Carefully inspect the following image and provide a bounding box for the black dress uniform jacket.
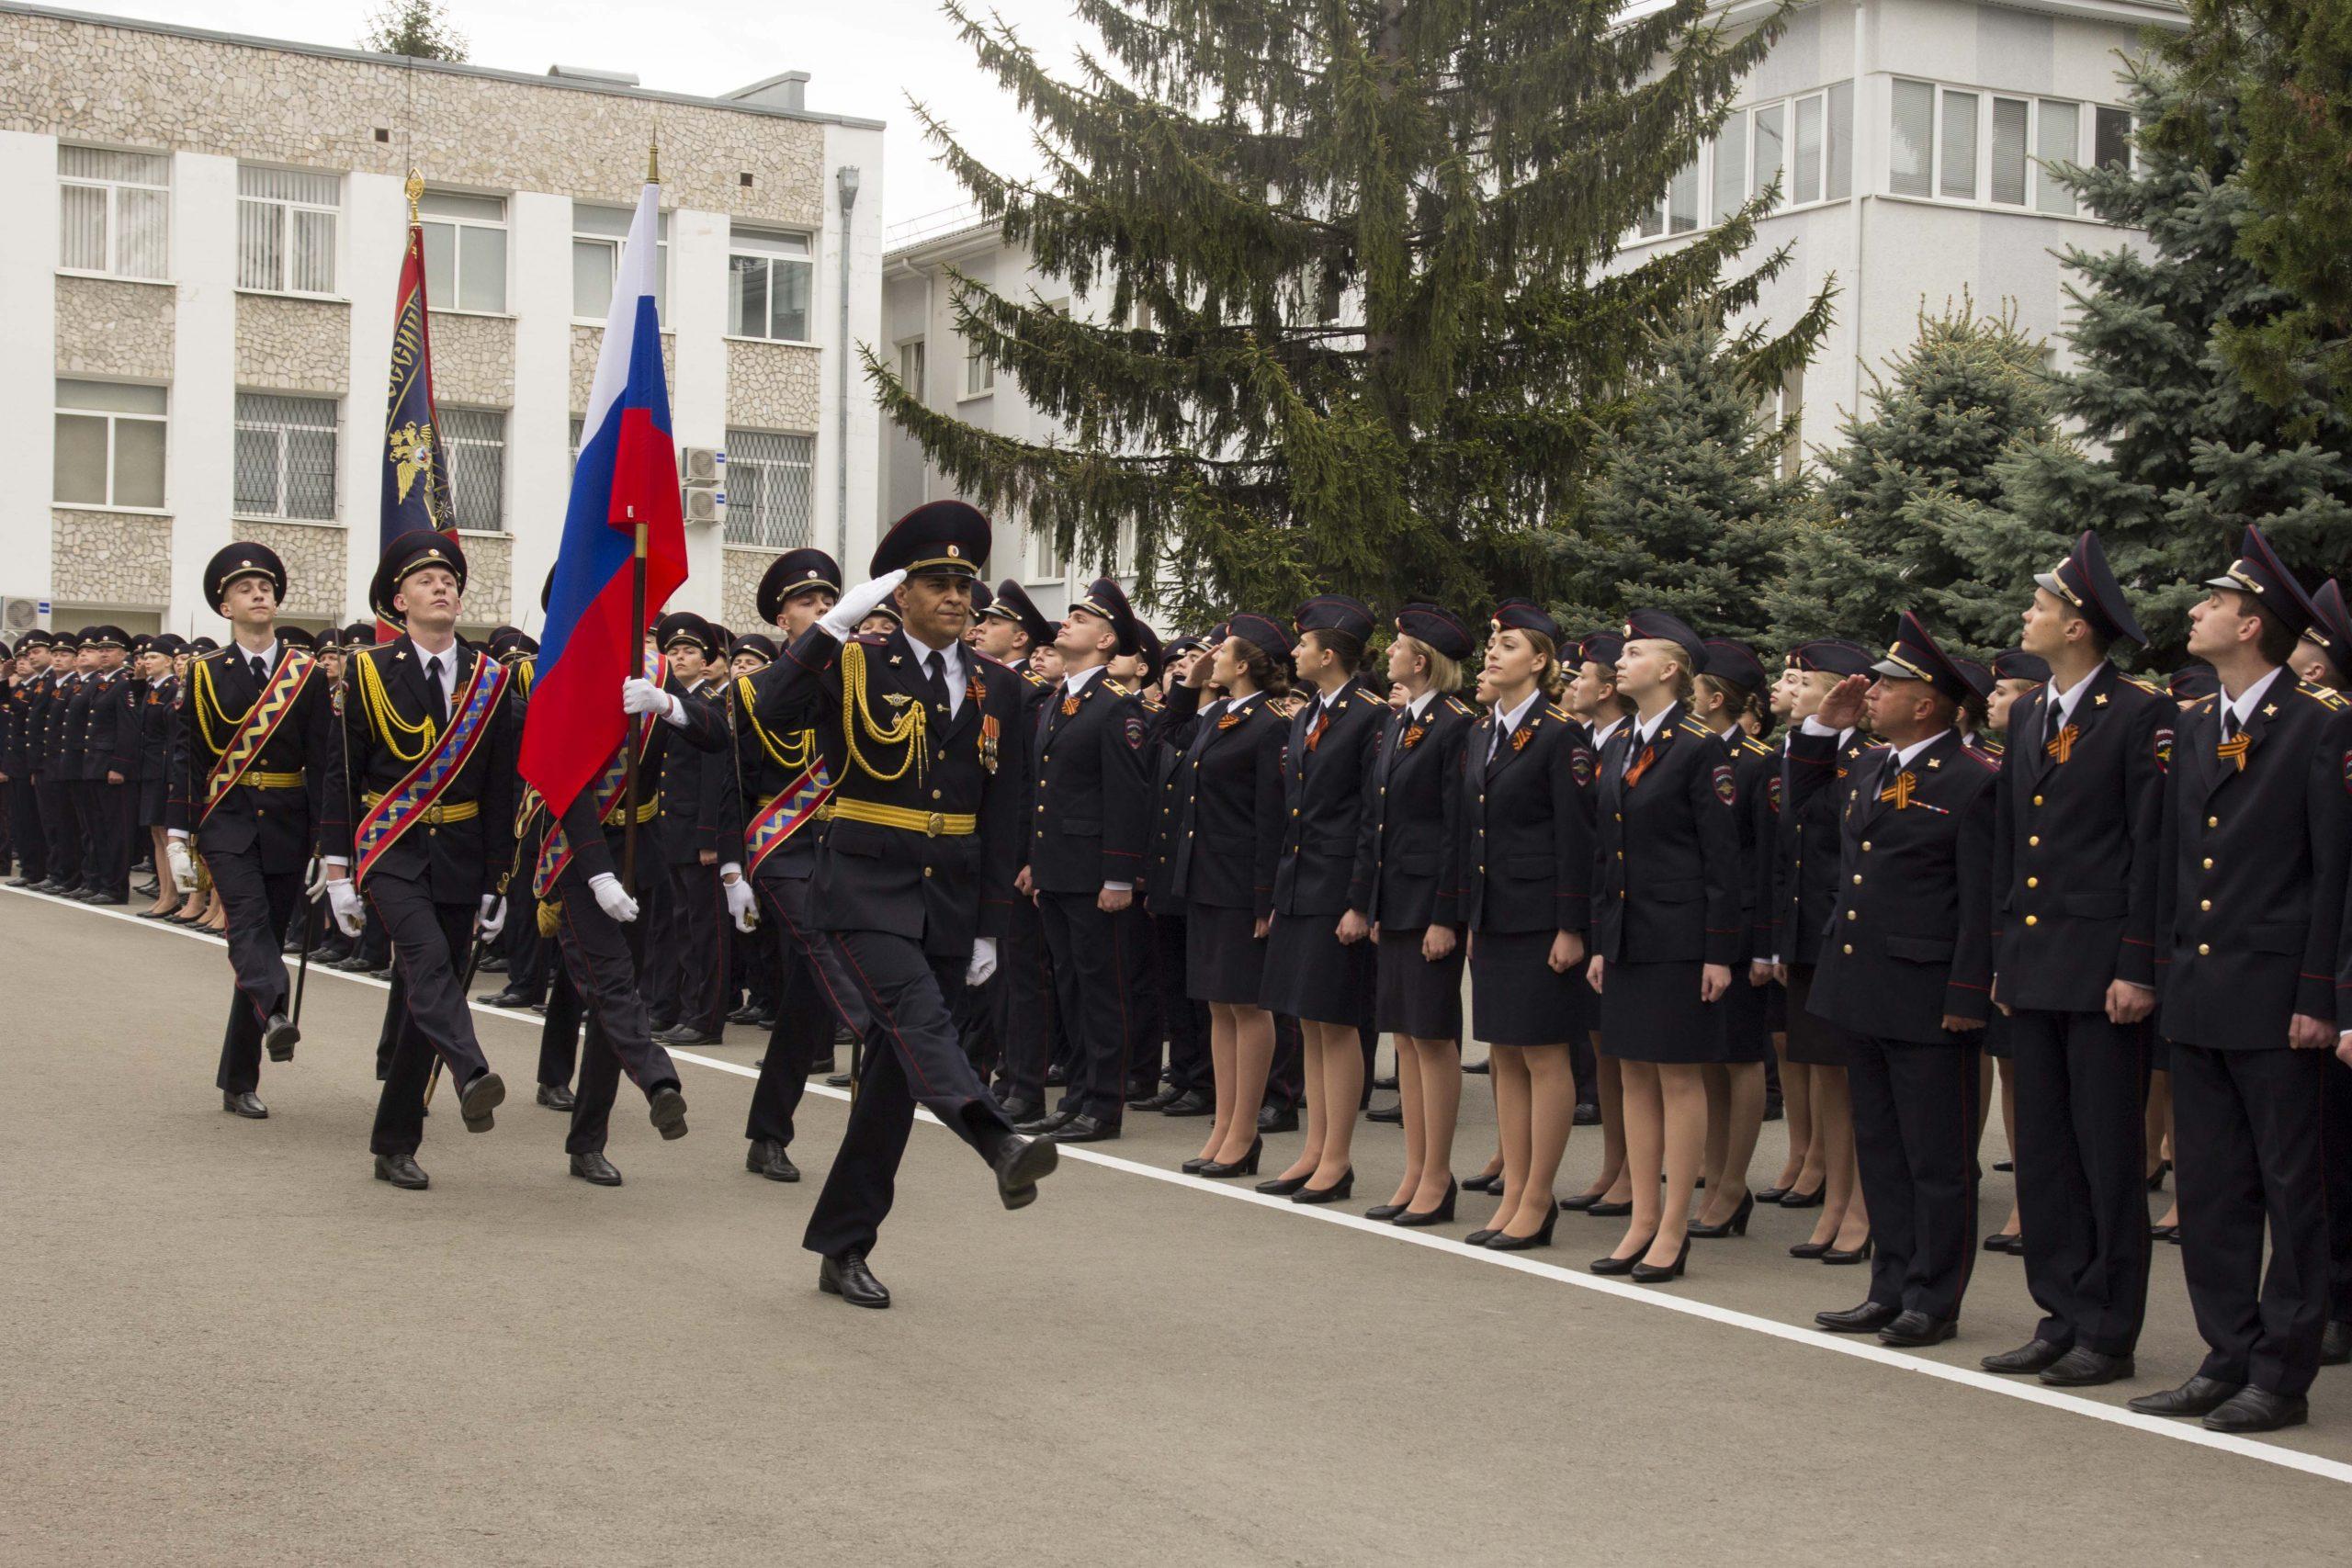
[1364,693,1476,932]
[1773,727,1862,965]
[1723,726,1778,965]
[659,678,731,867]
[1993,664,2169,1008]
[168,645,345,874]
[1167,687,1287,920]
[1141,690,1200,916]
[82,669,133,781]
[1271,675,1383,919]
[1800,728,1997,1043]
[1590,704,1741,964]
[328,637,517,900]
[1458,698,1592,937]
[1028,667,1149,896]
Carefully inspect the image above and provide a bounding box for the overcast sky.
[64,0,1091,229]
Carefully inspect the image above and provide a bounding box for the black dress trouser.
[9,773,46,882]
[1151,911,1210,1094]
[665,862,729,1035]
[209,845,300,1095]
[40,775,78,885]
[993,894,1058,1105]
[2171,1041,2328,1398]
[548,865,681,1156]
[743,872,860,1149]
[365,874,493,1158]
[1038,889,1135,1122]
[1848,1032,1982,1324]
[2324,1056,2352,1329]
[2009,1009,2152,1357]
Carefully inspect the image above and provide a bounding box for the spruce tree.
[876,0,1829,623]
[1550,312,1807,645]
[363,2,469,61]
[1760,300,2055,654]
[1966,57,2352,670]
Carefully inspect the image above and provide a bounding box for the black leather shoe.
[263,1013,300,1063]
[1815,1301,1901,1334]
[820,1251,891,1308]
[746,1139,799,1181]
[647,1085,689,1140]
[1489,1208,1560,1252]
[826,1071,854,1088]
[222,1089,268,1120]
[726,1004,765,1025]
[2202,1386,2308,1434]
[1590,1235,1657,1277]
[1364,1201,1408,1221]
[1366,1100,1404,1124]
[996,1095,1046,1123]
[1878,1312,1957,1348]
[2128,1376,2244,1418]
[1982,1231,2021,1254]
[2040,1347,2133,1387]
[536,1083,577,1111]
[1572,1101,1602,1126]
[990,1131,1059,1209]
[1159,1089,1215,1117]
[806,1055,837,1077]
[1778,1184,1826,1209]
[1557,1190,1603,1212]
[373,1153,428,1190]
[1015,1108,1079,1136]
[1258,1103,1299,1134]
[1046,1112,1119,1144]
[1133,1085,1182,1111]
[1373,1073,1398,1091]
[1822,1238,1873,1265]
[1255,1172,1312,1196]
[1044,1065,1068,1087]
[477,988,533,1009]
[1294,1169,1355,1204]
[81,890,129,906]
[1981,1337,2068,1375]
[1587,1199,1634,1218]
[653,1025,723,1046]
[2321,1321,2352,1366]
[1194,1137,1263,1179]
[570,1151,623,1186]
[2150,1223,2180,1243]
[458,1070,506,1134]
[1395,1178,1458,1226]
[1462,1057,1489,1075]
[478,954,509,973]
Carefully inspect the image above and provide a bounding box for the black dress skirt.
[1597,959,1723,1065]
[1716,965,1772,1065]
[1470,929,1590,1046]
[1981,1006,2013,1060]
[1261,909,1373,1025]
[1186,902,1266,1006]
[1781,964,1851,1067]
[137,774,169,827]
[1376,927,1464,1040]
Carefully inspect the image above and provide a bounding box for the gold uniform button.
[1842,943,1853,955]
[2032,794,2043,807]
[922,867,933,878]
[2202,858,2214,870]
[2207,816,2218,828]
[2026,876,2038,888]
[1846,910,1857,920]
[1860,841,1871,852]
[2200,899,2211,911]
[2024,915,2038,927]
[2199,942,2211,956]
[2029,835,2041,847]
[1851,874,1861,885]
[931,790,942,801]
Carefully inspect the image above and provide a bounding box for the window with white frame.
[572,202,670,320]
[569,414,584,477]
[1641,84,1852,239]
[898,339,926,404]
[238,165,339,295]
[1026,526,1062,584]
[1892,82,2132,210]
[419,191,508,313]
[59,146,169,279]
[54,379,166,510]
[728,226,813,342]
[724,429,815,549]
[964,333,996,397]
[232,393,338,521]
[439,407,507,531]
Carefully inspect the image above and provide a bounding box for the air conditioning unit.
[2,597,51,637]
[684,486,728,527]
[680,446,726,486]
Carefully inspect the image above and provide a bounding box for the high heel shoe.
[1395,1178,1458,1226]
[1587,1199,1634,1218]
[1557,1190,1605,1212]
[2147,1158,2172,1193]
[1464,1228,1500,1247]
[1293,1169,1354,1204]
[1591,1234,1657,1276]
[1254,1172,1313,1196]
[1688,1190,1756,1239]
[1181,1155,1216,1174]
[1778,1184,1826,1209]
[1756,1183,1793,1203]
[1364,1201,1409,1221]
[1788,1238,1833,1259]
[1486,1206,1558,1251]
[1821,1237,1873,1265]
[1195,1137,1263,1179]
[1462,1171,1505,1194]
[1631,1237,1690,1283]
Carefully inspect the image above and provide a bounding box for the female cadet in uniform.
[1172,616,1291,1177]
[1555,631,1633,1214]
[1690,639,1775,1238]
[1458,602,1591,1248]
[1588,611,1739,1281]
[1364,604,1478,1224]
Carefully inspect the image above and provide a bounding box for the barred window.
[724,429,813,549]
[238,165,339,295]
[233,394,338,521]
[60,145,169,279]
[440,407,507,532]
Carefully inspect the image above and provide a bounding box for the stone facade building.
[0,2,887,641]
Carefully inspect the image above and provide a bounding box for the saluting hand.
[1815,673,1870,732]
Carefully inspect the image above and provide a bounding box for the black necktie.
[922,653,949,716]
[249,656,267,687]
[424,655,447,727]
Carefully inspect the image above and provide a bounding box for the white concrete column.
[669,203,729,620]
[823,122,888,579]
[0,130,59,608]
[343,170,409,619]
[169,151,238,629]
[509,190,573,628]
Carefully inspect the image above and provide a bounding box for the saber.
[290,859,319,1025]
[423,933,490,1106]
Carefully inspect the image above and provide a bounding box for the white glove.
[590,872,639,924]
[477,894,506,941]
[722,870,757,933]
[326,878,365,936]
[302,858,330,901]
[622,676,680,723]
[819,570,907,641]
[966,936,999,987]
[165,838,198,894]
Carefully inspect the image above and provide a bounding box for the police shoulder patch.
[1767,774,1783,813]
[2154,725,2175,774]
[1125,713,1148,750]
[1570,748,1594,786]
[1712,763,1736,805]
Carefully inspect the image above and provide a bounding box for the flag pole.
[619,136,661,897]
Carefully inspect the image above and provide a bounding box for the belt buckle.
[924,811,944,838]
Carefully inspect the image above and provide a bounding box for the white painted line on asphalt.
[13,881,2352,1488]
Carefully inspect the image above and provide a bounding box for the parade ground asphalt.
[6,886,2352,1566]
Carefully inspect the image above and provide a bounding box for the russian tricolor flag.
[521,180,687,819]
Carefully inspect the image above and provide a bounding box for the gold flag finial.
[647,132,661,185]
[403,167,423,224]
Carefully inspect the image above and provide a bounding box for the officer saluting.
[2130,525,2352,1434]
[745,501,1059,1309]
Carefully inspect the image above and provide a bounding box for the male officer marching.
[1981,531,2170,1389]
[746,501,1058,1309]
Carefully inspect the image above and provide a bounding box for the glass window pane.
[286,426,337,520]
[1713,113,1748,222]
[2094,106,2132,170]
[116,186,168,278]
[54,413,108,504]
[730,226,808,257]
[421,221,457,305]
[460,225,506,312]
[729,255,769,338]
[1794,95,1824,205]
[58,379,166,413]
[1991,98,2030,204]
[572,238,614,319]
[1668,162,1700,232]
[2036,99,2080,214]
[1940,90,1979,199]
[772,258,811,342]
[1637,196,1663,239]
[1827,80,1854,199]
[292,208,336,294]
[420,191,503,222]
[233,425,280,514]
[1891,80,1934,197]
[113,418,166,508]
[60,183,107,270]
[1755,103,1786,206]
[238,197,284,290]
[573,203,632,238]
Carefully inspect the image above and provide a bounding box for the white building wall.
[342,171,407,621]
[509,190,574,623]
[169,151,238,629]
[0,130,58,612]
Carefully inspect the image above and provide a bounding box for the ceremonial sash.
[353,655,509,886]
[529,658,667,899]
[744,761,834,875]
[198,649,317,826]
